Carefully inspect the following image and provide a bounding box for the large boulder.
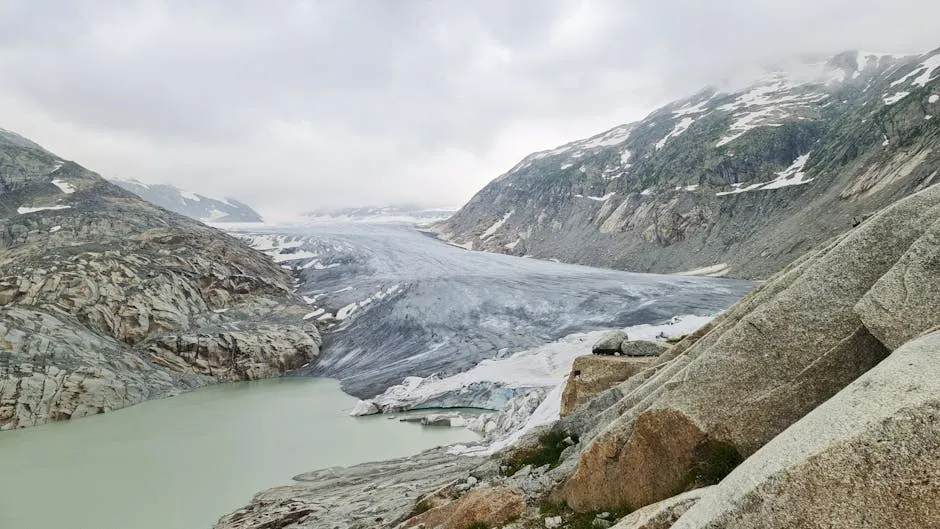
[561,184,940,513]
[620,340,670,357]
[673,331,940,528]
[441,486,525,529]
[592,331,629,355]
[561,355,654,417]
[854,216,940,350]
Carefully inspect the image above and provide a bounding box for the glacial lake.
[0,378,478,529]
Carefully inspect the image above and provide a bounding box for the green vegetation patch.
[501,430,579,476]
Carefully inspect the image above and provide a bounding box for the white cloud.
[0,0,937,217]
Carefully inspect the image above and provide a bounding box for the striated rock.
[561,355,654,417]
[612,488,711,529]
[0,127,320,429]
[592,331,629,355]
[673,332,940,529]
[561,184,940,513]
[854,217,940,351]
[215,448,484,529]
[619,340,669,357]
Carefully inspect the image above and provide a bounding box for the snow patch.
[716,153,813,195]
[675,263,730,277]
[620,150,632,166]
[929,94,939,104]
[575,192,615,202]
[655,117,695,150]
[51,179,75,194]
[481,211,513,239]
[303,308,326,320]
[17,205,71,214]
[48,225,62,233]
[910,54,940,87]
[883,91,910,105]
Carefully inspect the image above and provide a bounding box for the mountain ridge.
[109,177,264,223]
[433,48,940,279]
[0,127,318,429]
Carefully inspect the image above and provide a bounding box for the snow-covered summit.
[109,178,263,223]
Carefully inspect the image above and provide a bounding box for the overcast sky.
[1,1,938,217]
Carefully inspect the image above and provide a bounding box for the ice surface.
[223,223,752,397]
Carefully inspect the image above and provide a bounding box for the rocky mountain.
[216,179,940,529]
[434,49,940,279]
[109,178,264,223]
[0,127,319,429]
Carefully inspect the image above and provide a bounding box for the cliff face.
[435,50,940,279]
[0,128,319,429]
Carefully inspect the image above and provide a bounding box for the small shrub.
[501,430,579,476]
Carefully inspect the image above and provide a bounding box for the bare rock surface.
[0,128,320,429]
[561,355,654,417]
[612,488,712,529]
[673,331,940,529]
[215,448,485,529]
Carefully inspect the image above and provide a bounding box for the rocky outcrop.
[406,485,525,529]
[0,128,320,429]
[672,331,940,529]
[435,49,940,280]
[561,183,940,512]
[592,331,629,354]
[620,340,669,357]
[561,355,654,417]
[613,488,711,529]
[215,448,485,529]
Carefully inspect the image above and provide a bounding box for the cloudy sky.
[1,1,938,216]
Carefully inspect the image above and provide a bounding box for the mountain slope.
[434,49,940,279]
[0,128,318,429]
[109,178,263,223]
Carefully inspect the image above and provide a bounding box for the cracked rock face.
[0,128,320,429]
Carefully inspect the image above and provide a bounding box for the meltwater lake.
[0,378,477,529]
